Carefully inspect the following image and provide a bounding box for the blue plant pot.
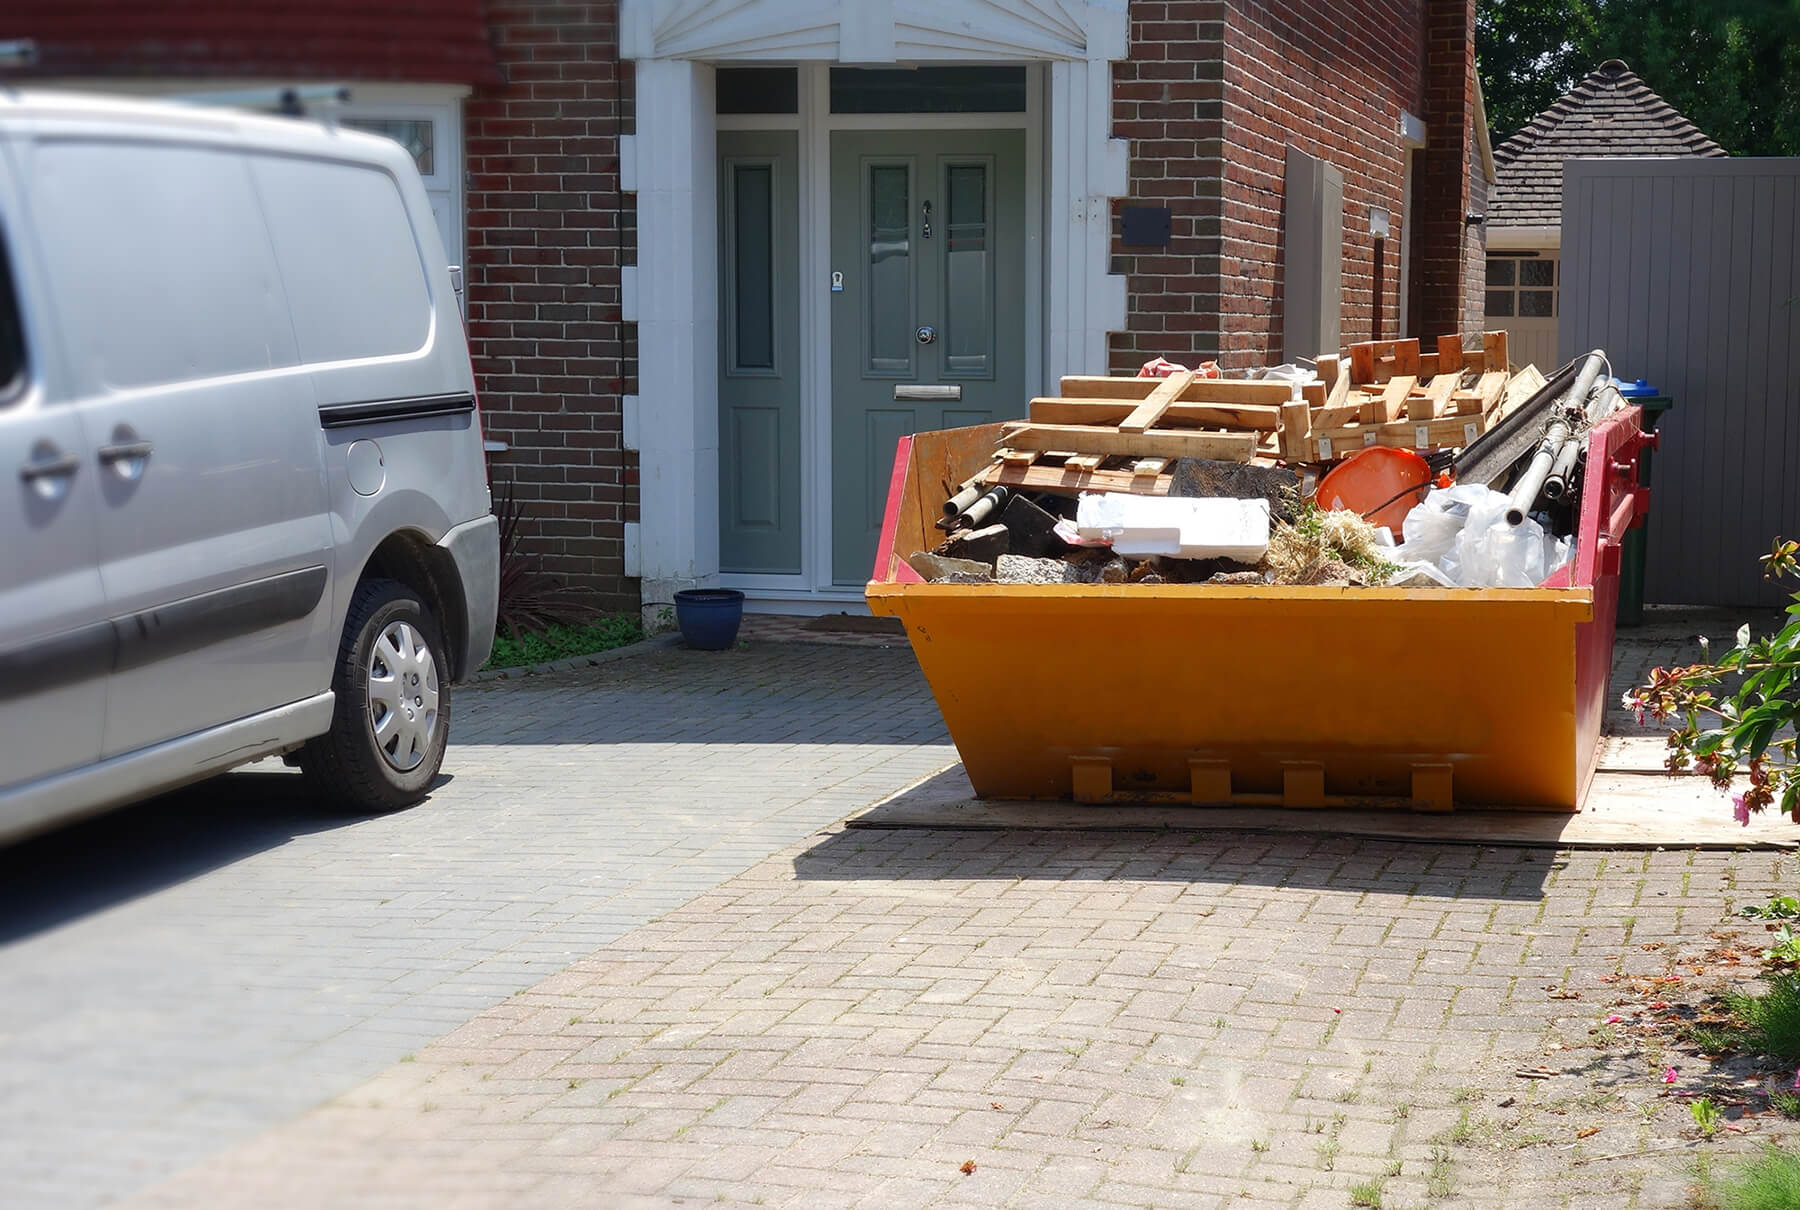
[673,588,744,651]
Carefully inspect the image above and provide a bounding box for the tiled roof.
[7,1,501,86]
[1490,60,1725,229]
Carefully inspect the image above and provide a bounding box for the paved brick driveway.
[10,608,1799,1210]
[0,640,951,1209]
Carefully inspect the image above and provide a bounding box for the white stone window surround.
[619,0,1130,611]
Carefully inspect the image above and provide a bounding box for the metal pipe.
[1541,438,1582,502]
[1505,419,1571,526]
[1503,352,1607,525]
[943,481,985,519]
[957,486,1009,531]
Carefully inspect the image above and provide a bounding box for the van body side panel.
[20,137,338,758]
[0,139,112,792]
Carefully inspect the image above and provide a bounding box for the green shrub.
[483,617,643,671]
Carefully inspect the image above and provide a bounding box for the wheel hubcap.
[367,620,439,772]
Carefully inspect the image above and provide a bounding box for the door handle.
[98,440,154,463]
[19,451,80,482]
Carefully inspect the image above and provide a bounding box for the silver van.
[0,91,498,842]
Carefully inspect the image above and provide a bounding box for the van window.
[0,224,23,402]
[251,156,432,364]
[28,141,296,391]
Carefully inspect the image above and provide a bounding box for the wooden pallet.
[978,449,1177,496]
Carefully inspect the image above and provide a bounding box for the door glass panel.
[1485,258,1515,287]
[1519,290,1554,317]
[866,163,912,374]
[1485,289,1514,317]
[943,162,992,377]
[1520,259,1555,287]
[728,162,775,372]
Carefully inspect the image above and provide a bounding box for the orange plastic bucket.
[1313,446,1432,532]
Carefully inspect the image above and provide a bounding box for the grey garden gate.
[1560,157,1800,607]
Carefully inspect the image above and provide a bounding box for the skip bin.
[866,407,1652,812]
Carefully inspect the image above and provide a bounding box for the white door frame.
[621,1,1128,617]
[715,65,1040,607]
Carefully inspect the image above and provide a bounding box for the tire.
[300,578,451,813]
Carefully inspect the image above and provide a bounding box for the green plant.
[1691,1096,1724,1139]
[1765,926,1800,967]
[1703,1144,1800,1210]
[1743,896,1800,920]
[1348,1178,1384,1207]
[1627,539,1800,827]
[1726,975,1800,1061]
[482,616,644,671]
[1681,1020,1750,1055]
[1427,1144,1454,1198]
[492,476,601,638]
[1317,1139,1340,1170]
[1251,1137,1271,1152]
[1772,1091,1800,1119]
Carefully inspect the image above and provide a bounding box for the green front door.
[829,129,1026,584]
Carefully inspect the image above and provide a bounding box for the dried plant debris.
[1263,495,1399,587]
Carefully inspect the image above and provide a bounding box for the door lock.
[915,325,936,345]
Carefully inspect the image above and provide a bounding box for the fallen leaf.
[1577,1127,1600,1139]
[960,1160,977,1175]
[990,1102,1003,1110]
[1498,1097,1516,1108]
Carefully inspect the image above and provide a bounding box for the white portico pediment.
[622,0,1127,63]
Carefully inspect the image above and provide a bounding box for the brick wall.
[1412,0,1480,341]
[1109,0,1485,373]
[466,0,636,609]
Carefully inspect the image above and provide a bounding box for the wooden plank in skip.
[1066,453,1107,472]
[1316,354,1341,389]
[1028,398,1283,431]
[1379,374,1418,421]
[1483,330,1509,374]
[1411,373,1461,420]
[1278,401,1312,462]
[1437,334,1465,374]
[998,422,1259,462]
[1056,375,1294,405]
[1118,370,1194,434]
[1300,381,1326,409]
[1474,369,1510,414]
[1418,352,1440,379]
[1349,343,1378,386]
[1493,364,1546,423]
[1308,411,1491,457]
[979,462,1173,496]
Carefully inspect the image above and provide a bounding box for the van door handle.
[19,451,80,481]
[98,440,154,463]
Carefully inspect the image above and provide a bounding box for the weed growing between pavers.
[1696,1144,1800,1210]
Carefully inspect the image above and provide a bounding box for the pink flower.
[1792,1067,1800,1090]
[1663,1067,1678,1084]
[1734,794,1751,827]
[1606,1015,1622,1024]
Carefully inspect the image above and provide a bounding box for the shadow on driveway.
[0,770,447,946]
[792,823,1557,902]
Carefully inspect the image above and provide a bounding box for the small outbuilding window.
[1486,254,1558,319]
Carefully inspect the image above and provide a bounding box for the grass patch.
[1770,1091,1800,1119]
[1701,1145,1800,1210]
[483,616,644,671]
[1348,1178,1384,1207]
[1726,974,1800,1062]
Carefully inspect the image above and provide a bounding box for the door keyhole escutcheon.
[916,325,936,345]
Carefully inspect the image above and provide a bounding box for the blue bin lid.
[1616,377,1659,398]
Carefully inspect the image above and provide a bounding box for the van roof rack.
[172,84,351,118]
[0,39,38,70]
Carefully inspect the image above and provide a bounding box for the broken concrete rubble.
[938,523,1008,565]
[1170,458,1301,521]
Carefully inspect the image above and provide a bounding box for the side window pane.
[943,162,992,377]
[1520,259,1554,287]
[1518,290,1554,317]
[341,118,434,175]
[1485,258,1515,287]
[29,141,294,391]
[728,163,775,371]
[716,68,799,115]
[253,156,432,363]
[0,225,24,401]
[1485,289,1514,318]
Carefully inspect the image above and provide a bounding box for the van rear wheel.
[301,578,451,812]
